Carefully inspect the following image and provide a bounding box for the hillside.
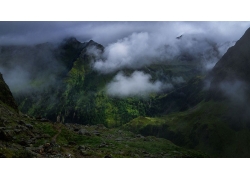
[7,38,204,127]
[0,73,206,157]
[122,27,250,157]
[2,27,250,158]
[208,28,250,101]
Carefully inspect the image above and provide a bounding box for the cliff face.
[0,73,18,111]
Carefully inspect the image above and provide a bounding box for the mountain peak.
[61,37,81,46]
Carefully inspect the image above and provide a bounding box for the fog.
[106,71,173,97]
[0,21,250,97]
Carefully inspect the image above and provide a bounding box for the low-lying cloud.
[172,76,186,84]
[106,71,173,97]
[92,28,239,73]
[219,80,247,104]
[0,44,64,94]
[93,32,164,73]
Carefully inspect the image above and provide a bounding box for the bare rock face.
[0,73,18,111]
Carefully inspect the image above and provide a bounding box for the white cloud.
[106,71,173,97]
[93,32,161,73]
[172,76,186,84]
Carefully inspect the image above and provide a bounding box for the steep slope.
[13,38,203,127]
[123,27,250,157]
[0,73,18,111]
[208,27,250,100]
[123,100,250,157]
[0,73,206,158]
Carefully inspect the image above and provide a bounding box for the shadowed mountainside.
[0,73,206,158]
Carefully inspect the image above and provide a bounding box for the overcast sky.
[0,21,250,46]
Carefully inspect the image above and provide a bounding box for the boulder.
[78,145,86,150]
[78,128,91,136]
[0,129,14,141]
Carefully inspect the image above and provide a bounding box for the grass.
[122,100,250,157]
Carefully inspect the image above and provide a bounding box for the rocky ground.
[0,101,207,158]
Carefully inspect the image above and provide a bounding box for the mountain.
[123,28,250,157]
[2,28,250,157]
[8,38,203,127]
[208,28,250,100]
[0,73,206,157]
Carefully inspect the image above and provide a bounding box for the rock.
[104,154,112,158]
[25,147,42,158]
[68,141,77,145]
[92,130,100,136]
[96,124,106,130]
[44,143,50,148]
[118,130,123,134]
[25,124,33,129]
[50,140,58,147]
[78,128,91,136]
[18,139,29,146]
[80,150,90,156]
[99,143,107,148]
[18,120,26,125]
[16,125,28,131]
[0,129,14,141]
[38,118,49,122]
[115,137,123,141]
[78,145,86,150]
[136,134,144,138]
[0,153,6,158]
[42,134,51,138]
[14,129,22,134]
[66,153,73,158]
[73,126,81,132]
[22,114,30,118]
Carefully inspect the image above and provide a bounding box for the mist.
[92,23,245,74]
[106,71,173,97]
[0,43,64,93]
[0,21,250,98]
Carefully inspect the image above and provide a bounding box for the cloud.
[106,71,173,97]
[0,22,249,46]
[93,32,163,73]
[219,80,247,104]
[92,28,239,73]
[0,44,63,93]
[0,21,250,94]
[172,76,186,84]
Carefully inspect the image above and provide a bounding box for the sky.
[0,21,250,46]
